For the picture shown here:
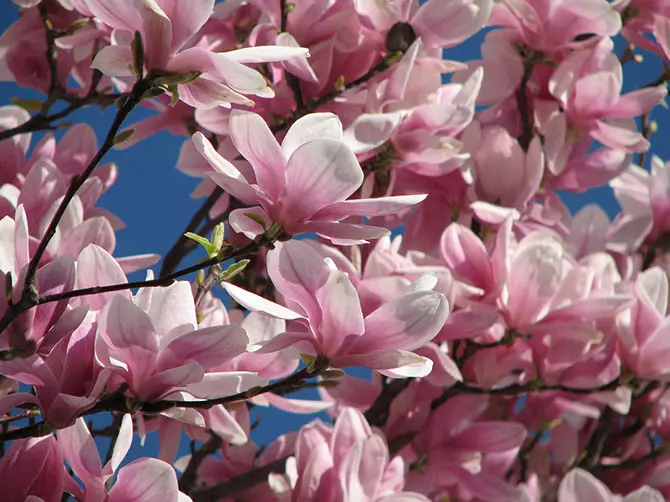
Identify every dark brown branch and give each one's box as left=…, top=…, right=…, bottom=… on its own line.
left=179, top=433, right=224, bottom=494
left=191, top=456, right=289, bottom=502
left=272, top=51, right=402, bottom=133
left=364, top=378, right=411, bottom=427
left=0, top=356, right=330, bottom=442
left=515, top=59, right=535, bottom=151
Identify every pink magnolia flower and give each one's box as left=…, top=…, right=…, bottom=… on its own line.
left=0, top=307, right=109, bottom=428
left=85, top=0, right=310, bottom=108
left=193, top=111, right=427, bottom=245
left=58, top=416, right=193, bottom=501
left=0, top=434, right=67, bottom=502
left=355, top=0, right=493, bottom=51
left=548, top=37, right=667, bottom=152
left=224, top=239, right=449, bottom=378
left=609, top=156, right=670, bottom=254
left=462, top=121, right=544, bottom=214
left=558, top=468, right=663, bottom=501
left=95, top=279, right=264, bottom=403
left=269, top=407, right=430, bottom=501
left=403, top=394, right=526, bottom=502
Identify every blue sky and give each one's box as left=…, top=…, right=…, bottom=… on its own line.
left=1, top=1, right=669, bottom=472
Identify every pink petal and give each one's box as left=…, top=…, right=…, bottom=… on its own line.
left=440, top=223, right=492, bottom=290
left=300, top=221, right=390, bottom=245
left=611, top=86, right=667, bottom=118
left=411, top=0, right=493, bottom=48
left=99, top=296, right=159, bottom=385
left=109, top=458, right=181, bottom=502
left=450, top=422, right=525, bottom=452
left=73, top=244, right=129, bottom=310
left=90, top=45, right=133, bottom=77
left=161, top=0, right=213, bottom=53
left=313, top=194, right=427, bottom=221
left=228, top=206, right=270, bottom=240
left=343, top=112, right=402, bottom=154
left=282, top=139, right=363, bottom=222
left=282, top=113, right=343, bottom=159
left=276, top=32, right=318, bottom=83
left=573, top=72, right=620, bottom=116
left=316, top=269, right=365, bottom=355
left=57, top=418, right=105, bottom=498
left=229, top=110, right=286, bottom=199
left=158, top=325, right=248, bottom=371
left=557, top=468, right=611, bottom=502
left=266, top=240, right=330, bottom=323
left=505, top=237, right=563, bottom=328
left=351, top=291, right=449, bottom=354
left=590, top=120, right=648, bottom=152
left=222, top=281, right=303, bottom=320
left=334, top=350, right=434, bottom=377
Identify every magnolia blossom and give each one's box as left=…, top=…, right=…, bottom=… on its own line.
left=85, top=0, right=310, bottom=108
left=224, top=239, right=449, bottom=377
left=193, top=111, right=427, bottom=244
left=269, top=407, right=430, bottom=501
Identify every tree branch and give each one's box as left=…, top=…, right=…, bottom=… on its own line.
left=179, top=433, right=224, bottom=494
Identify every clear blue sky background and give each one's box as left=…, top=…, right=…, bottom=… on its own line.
left=1, top=1, right=669, bottom=471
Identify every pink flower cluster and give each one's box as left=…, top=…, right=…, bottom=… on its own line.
left=0, top=0, right=669, bottom=500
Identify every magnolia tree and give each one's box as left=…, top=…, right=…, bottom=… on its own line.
left=0, top=0, right=669, bottom=500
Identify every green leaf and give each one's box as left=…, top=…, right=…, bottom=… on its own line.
left=10, top=97, right=44, bottom=112
left=167, top=85, right=180, bottom=107
left=300, top=353, right=315, bottom=367
left=113, top=128, right=135, bottom=146
left=211, top=222, right=226, bottom=251
left=154, top=71, right=202, bottom=86
left=244, top=212, right=267, bottom=231
left=219, top=259, right=250, bottom=282
left=184, top=232, right=217, bottom=256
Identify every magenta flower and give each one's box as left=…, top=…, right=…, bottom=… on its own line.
left=224, top=239, right=449, bottom=377
left=193, top=111, right=427, bottom=244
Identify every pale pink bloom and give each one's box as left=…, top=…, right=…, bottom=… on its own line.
left=615, top=266, right=670, bottom=380
left=558, top=468, right=663, bottom=501
left=404, top=394, right=526, bottom=502
left=0, top=6, right=75, bottom=93
left=609, top=156, right=670, bottom=253
left=462, top=121, right=543, bottom=213
left=269, top=407, right=429, bottom=501
left=95, top=279, right=264, bottom=402
left=490, top=0, right=621, bottom=54
left=0, top=435, right=67, bottom=502
left=193, top=111, right=426, bottom=245
left=355, top=0, right=493, bottom=50
left=438, top=220, right=632, bottom=343
left=224, top=239, right=449, bottom=378
left=0, top=105, right=30, bottom=185
left=614, top=0, right=670, bottom=57
left=85, top=0, right=309, bottom=108
left=548, top=37, right=667, bottom=152
left=534, top=101, right=633, bottom=193
left=58, top=416, right=194, bottom=501
left=0, top=307, right=110, bottom=427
